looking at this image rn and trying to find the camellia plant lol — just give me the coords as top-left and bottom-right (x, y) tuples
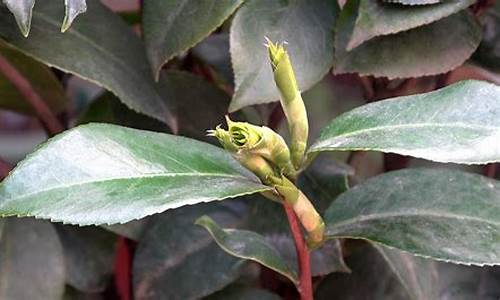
(0, 0), (499, 299)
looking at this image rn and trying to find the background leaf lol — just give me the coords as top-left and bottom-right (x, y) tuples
(206, 285), (281, 300)
(309, 80), (500, 164)
(55, 225), (118, 293)
(382, 0), (442, 5)
(133, 203), (248, 300)
(0, 123), (270, 225)
(229, 0), (338, 111)
(347, 0), (475, 50)
(0, 0), (177, 130)
(0, 41), (68, 115)
(196, 215), (299, 284)
(325, 168), (500, 265)
(0, 218), (65, 300)
(143, 0), (243, 79)
(334, 1), (481, 79)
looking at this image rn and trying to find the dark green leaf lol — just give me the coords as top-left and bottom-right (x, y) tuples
(133, 203), (248, 300)
(0, 218), (65, 300)
(325, 168), (500, 265)
(229, 0), (338, 111)
(310, 80), (500, 164)
(196, 215), (298, 284)
(56, 225), (117, 292)
(0, 41), (68, 115)
(0, 1), (177, 130)
(206, 285), (281, 300)
(192, 33), (233, 84)
(382, 0), (442, 5)
(334, 1), (481, 79)
(347, 0), (475, 50)
(0, 123), (270, 225)
(143, 0), (243, 79)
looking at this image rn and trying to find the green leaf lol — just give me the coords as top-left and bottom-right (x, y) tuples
(133, 203), (248, 300)
(382, 0), (442, 4)
(55, 225), (117, 292)
(0, 218), (65, 300)
(472, 1), (500, 72)
(196, 215), (299, 284)
(2, 0), (35, 37)
(0, 123), (270, 225)
(334, 1), (481, 79)
(143, 0), (243, 79)
(229, 0), (338, 111)
(309, 80), (500, 164)
(0, 1), (177, 130)
(347, 0), (475, 50)
(206, 285), (281, 300)
(62, 0), (87, 32)
(0, 41), (68, 115)
(325, 168), (500, 266)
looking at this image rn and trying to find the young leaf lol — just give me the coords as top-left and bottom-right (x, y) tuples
(0, 123), (271, 225)
(0, 42), (67, 115)
(347, 0), (475, 50)
(62, 0), (86, 32)
(196, 215), (299, 284)
(309, 80), (500, 164)
(0, 218), (65, 300)
(334, 0), (481, 79)
(143, 0), (243, 79)
(0, 1), (177, 130)
(133, 203), (248, 300)
(2, 0), (35, 37)
(229, 0), (338, 111)
(325, 168), (500, 266)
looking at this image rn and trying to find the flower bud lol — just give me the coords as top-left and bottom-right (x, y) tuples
(266, 39), (308, 170)
(274, 176), (325, 247)
(224, 116), (295, 177)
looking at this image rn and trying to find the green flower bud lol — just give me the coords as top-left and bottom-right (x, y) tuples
(266, 39), (309, 171)
(274, 176), (325, 248)
(224, 116), (295, 177)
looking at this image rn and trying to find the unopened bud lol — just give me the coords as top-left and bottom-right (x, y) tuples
(266, 39), (308, 171)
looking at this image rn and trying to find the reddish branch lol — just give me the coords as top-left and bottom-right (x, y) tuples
(0, 156), (11, 180)
(0, 54), (64, 135)
(283, 202), (313, 300)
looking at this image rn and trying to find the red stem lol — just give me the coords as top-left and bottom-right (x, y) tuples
(283, 202), (313, 300)
(0, 156), (12, 180)
(0, 54), (64, 136)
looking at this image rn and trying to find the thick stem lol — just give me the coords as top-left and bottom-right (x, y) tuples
(283, 202), (313, 300)
(0, 54), (64, 135)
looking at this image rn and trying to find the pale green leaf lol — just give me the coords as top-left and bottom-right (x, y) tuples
(229, 0), (338, 111)
(196, 215), (299, 284)
(62, 0), (86, 32)
(0, 123), (270, 225)
(325, 168), (500, 266)
(2, 0), (34, 37)
(143, 0), (243, 79)
(309, 80), (500, 164)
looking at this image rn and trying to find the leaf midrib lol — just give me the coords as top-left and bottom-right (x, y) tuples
(312, 122), (499, 150)
(327, 209), (500, 234)
(1, 172), (262, 203)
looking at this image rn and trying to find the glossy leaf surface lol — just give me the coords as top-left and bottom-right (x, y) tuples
(334, 1), (481, 79)
(143, 0), (243, 79)
(229, 0), (337, 111)
(310, 80), (500, 164)
(347, 0), (475, 50)
(0, 1), (176, 129)
(325, 168), (500, 265)
(0, 123), (270, 225)
(0, 218), (65, 300)
(0, 42), (68, 115)
(196, 215), (298, 284)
